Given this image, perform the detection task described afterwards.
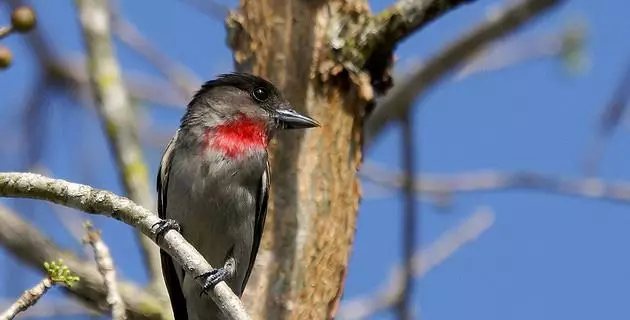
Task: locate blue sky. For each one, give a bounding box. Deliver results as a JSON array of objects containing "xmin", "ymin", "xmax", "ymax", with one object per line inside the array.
[{"xmin": 1, "ymin": 0, "xmax": 630, "ymax": 319}]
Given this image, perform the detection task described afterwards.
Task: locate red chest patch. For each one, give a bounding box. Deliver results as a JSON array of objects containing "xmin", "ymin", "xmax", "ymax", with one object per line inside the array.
[{"xmin": 204, "ymin": 115, "xmax": 268, "ymax": 158}]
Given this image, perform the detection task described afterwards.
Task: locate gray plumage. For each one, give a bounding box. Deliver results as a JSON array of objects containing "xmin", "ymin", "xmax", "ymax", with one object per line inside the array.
[{"xmin": 157, "ymin": 73, "xmax": 318, "ymax": 320}]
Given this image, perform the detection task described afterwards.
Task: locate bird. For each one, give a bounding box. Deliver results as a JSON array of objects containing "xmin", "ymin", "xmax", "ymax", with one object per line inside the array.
[{"xmin": 154, "ymin": 73, "xmax": 320, "ymax": 320}]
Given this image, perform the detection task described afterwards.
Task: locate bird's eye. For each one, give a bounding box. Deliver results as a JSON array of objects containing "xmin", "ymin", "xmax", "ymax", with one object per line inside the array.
[{"xmin": 252, "ymin": 87, "xmax": 270, "ymax": 102}]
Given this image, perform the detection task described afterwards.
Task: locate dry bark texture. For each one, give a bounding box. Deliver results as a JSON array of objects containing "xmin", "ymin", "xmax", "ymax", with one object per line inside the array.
[{"xmin": 227, "ymin": 0, "xmax": 368, "ymax": 319}]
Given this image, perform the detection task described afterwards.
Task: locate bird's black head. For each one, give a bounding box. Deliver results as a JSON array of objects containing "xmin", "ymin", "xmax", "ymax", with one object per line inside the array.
[{"xmin": 182, "ymin": 73, "xmax": 320, "ymax": 131}]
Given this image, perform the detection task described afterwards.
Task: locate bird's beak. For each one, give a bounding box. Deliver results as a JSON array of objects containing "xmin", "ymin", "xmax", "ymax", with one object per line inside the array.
[{"xmin": 274, "ymin": 108, "xmax": 320, "ymax": 129}]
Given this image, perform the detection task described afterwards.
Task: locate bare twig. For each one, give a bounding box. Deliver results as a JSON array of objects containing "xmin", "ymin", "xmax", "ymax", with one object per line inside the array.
[
  {"xmin": 0, "ymin": 26, "xmax": 12, "ymax": 40},
  {"xmin": 110, "ymin": 7, "xmax": 200, "ymax": 98},
  {"xmin": 0, "ymin": 299, "xmax": 95, "ymax": 318},
  {"xmin": 0, "ymin": 172, "xmax": 251, "ymax": 320},
  {"xmin": 583, "ymin": 56, "xmax": 630, "ymax": 176},
  {"xmin": 397, "ymin": 115, "xmax": 417, "ymax": 320},
  {"xmin": 83, "ymin": 222, "xmax": 127, "ymax": 320},
  {"xmin": 338, "ymin": 208, "xmax": 495, "ymax": 320},
  {"xmin": 0, "ymin": 260, "xmax": 79, "ymax": 320},
  {"xmin": 365, "ymin": 0, "xmax": 565, "ymax": 147},
  {"xmin": 0, "ymin": 277, "xmax": 54, "ymax": 320},
  {"xmin": 0, "ymin": 202, "xmax": 166, "ymax": 320},
  {"xmin": 360, "ymin": 161, "xmax": 630, "ymax": 205},
  {"xmin": 47, "ymin": 55, "xmax": 187, "ymax": 107},
  {"xmin": 74, "ymin": 0, "xmax": 164, "ymax": 295}
]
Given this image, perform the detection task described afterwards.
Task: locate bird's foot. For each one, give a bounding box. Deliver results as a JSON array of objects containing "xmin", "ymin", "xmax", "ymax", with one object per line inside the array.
[
  {"xmin": 197, "ymin": 257, "xmax": 236, "ymax": 296},
  {"xmin": 151, "ymin": 219, "xmax": 181, "ymax": 241}
]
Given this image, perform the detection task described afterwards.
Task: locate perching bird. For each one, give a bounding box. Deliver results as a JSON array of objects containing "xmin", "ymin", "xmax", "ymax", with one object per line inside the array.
[{"xmin": 155, "ymin": 73, "xmax": 319, "ymax": 320}]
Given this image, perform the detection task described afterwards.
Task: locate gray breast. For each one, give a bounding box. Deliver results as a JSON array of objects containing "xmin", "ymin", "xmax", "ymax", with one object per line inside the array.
[{"xmin": 165, "ymin": 145, "xmax": 266, "ymax": 301}]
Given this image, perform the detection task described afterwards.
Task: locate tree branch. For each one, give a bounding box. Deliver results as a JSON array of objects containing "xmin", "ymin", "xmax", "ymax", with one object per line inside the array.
[
  {"xmin": 397, "ymin": 115, "xmax": 417, "ymax": 319},
  {"xmin": 1, "ymin": 277, "xmax": 55, "ymax": 320},
  {"xmin": 583, "ymin": 55, "xmax": 630, "ymax": 176},
  {"xmin": 365, "ymin": 0, "xmax": 565, "ymax": 147},
  {"xmin": 360, "ymin": 161, "xmax": 630, "ymax": 205},
  {"xmin": 84, "ymin": 222, "xmax": 127, "ymax": 320},
  {"xmin": 0, "ymin": 298, "xmax": 95, "ymax": 318},
  {"xmin": 46, "ymin": 55, "xmax": 187, "ymax": 108},
  {"xmin": 0, "ymin": 25, "xmax": 12, "ymax": 40},
  {"xmin": 0, "ymin": 202, "xmax": 167, "ymax": 320},
  {"xmin": 359, "ymin": 0, "xmax": 474, "ymax": 58},
  {"xmin": 337, "ymin": 208, "xmax": 495, "ymax": 320},
  {"xmin": 0, "ymin": 172, "xmax": 251, "ymax": 320},
  {"xmin": 74, "ymin": 0, "xmax": 164, "ymax": 295},
  {"xmin": 110, "ymin": 6, "xmax": 200, "ymax": 98}
]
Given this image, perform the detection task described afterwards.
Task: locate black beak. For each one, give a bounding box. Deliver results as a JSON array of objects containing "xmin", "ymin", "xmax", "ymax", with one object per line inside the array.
[{"xmin": 274, "ymin": 108, "xmax": 320, "ymax": 129}]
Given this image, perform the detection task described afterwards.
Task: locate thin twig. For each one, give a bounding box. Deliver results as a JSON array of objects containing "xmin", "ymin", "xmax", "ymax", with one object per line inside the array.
[
  {"xmin": 0, "ymin": 25, "xmax": 12, "ymax": 40},
  {"xmin": 109, "ymin": 5, "xmax": 200, "ymax": 98},
  {"xmin": 0, "ymin": 299, "xmax": 95, "ymax": 318},
  {"xmin": 397, "ymin": 115, "xmax": 417, "ymax": 320},
  {"xmin": 74, "ymin": 0, "xmax": 164, "ymax": 295},
  {"xmin": 0, "ymin": 172, "xmax": 251, "ymax": 320},
  {"xmin": 583, "ymin": 56, "xmax": 630, "ymax": 176},
  {"xmin": 47, "ymin": 55, "xmax": 187, "ymax": 107},
  {"xmin": 0, "ymin": 202, "xmax": 166, "ymax": 320},
  {"xmin": 83, "ymin": 222, "xmax": 127, "ymax": 320},
  {"xmin": 0, "ymin": 260, "xmax": 79, "ymax": 320},
  {"xmin": 454, "ymin": 30, "xmax": 563, "ymax": 80},
  {"xmin": 360, "ymin": 161, "xmax": 630, "ymax": 205},
  {"xmin": 0, "ymin": 277, "xmax": 55, "ymax": 320},
  {"xmin": 365, "ymin": 0, "xmax": 565, "ymax": 147},
  {"xmin": 337, "ymin": 208, "xmax": 495, "ymax": 320}
]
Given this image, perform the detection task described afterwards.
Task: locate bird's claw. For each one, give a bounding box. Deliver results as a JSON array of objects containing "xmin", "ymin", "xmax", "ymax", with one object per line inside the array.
[
  {"xmin": 151, "ymin": 219, "xmax": 181, "ymax": 240},
  {"xmin": 196, "ymin": 267, "xmax": 233, "ymax": 296}
]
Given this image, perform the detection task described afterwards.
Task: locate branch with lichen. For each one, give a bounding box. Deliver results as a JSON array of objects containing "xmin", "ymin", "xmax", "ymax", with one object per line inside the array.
[
  {"xmin": 74, "ymin": 0, "xmax": 164, "ymax": 295},
  {"xmin": 83, "ymin": 222, "xmax": 127, "ymax": 320},
  {"xmin": 360, "ymin": 0, "xmax": 473, "ymax": 53},
  {"xmin": 0, "ymin": 260, "xmax": 79, "ymax": 320},
  {"xmin": 327, "ymin": 0, "xmax": 473, "ymax": 94},
  {"xmin": 357, "ymin": 0, "xmax": 473, "ymax": 63},
  {"xmin": 0, "ymin": 202, "xmax": 166, "ymax": 320},
  {"xmin": 0, "ymin": 172, "xmax": 251, "ymax": 320}
]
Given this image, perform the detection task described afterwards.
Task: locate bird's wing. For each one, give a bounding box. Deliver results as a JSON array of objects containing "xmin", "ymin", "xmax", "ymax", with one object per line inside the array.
[
  {"xmin": 157, "ymin": 130, "xmax": 189, "ymax": 320},
  {"xmin": 241, "ymin": 159, "xmax": 270, "ymax": 290}
]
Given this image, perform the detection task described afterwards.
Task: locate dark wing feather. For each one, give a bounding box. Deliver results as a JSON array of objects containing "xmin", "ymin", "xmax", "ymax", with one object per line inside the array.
[
  {"xmin": 157, "ymin": 131, "xmax": 189, "ymax": 320},
  {"xmin": 241, "ymin": 159, "xmax": 270, "ymax": 291}
]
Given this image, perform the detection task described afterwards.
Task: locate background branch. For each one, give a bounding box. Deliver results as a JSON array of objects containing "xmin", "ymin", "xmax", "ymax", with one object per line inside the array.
[
  {"xmin": 0, "ymin": 172, "xmax": 250, "ymax": 320},
  {"xmin": 109, "ymin": 4, "xmax": 200, "ymax": 98},
  {"xmin": 360, "ymin": 161, "xmax": 630, "ymax": 204},
  {"xmin": 0, "ymin": 202, "xmax": 167, "ymax": 320},
  {"xmin": 583, "ymin": 55, "xmax": 630, "ymax": 176},
  {"xmin": 359, "ymin": 0, "xmax": 474, "ymax": 58},
  {"xmin": 84, "ymin": 222, "xmax": 127, "ymax": 320},
  {"xmin": 74, "ymin": 0, "xmax": 164, "ymax": 296},
  {"xmin": 338, "ymin": 207, "xmax": 495, "ymax": 320},
  {"xmin": 365, "ymin": 0, "xmax": 565, "ymax": 147},
  {"xmin": 0, "ymin": 299, "xmax": 94, "ymax": 318},
  {"xmin": 397, "ymin": 115, "xmax": 417, "ymax": 319}
]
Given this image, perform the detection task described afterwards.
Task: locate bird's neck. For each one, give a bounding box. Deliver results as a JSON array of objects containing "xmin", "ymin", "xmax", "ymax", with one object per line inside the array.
[{"xmin": 203, "ymin": 115, "xmax": 269, "ymax": 158}]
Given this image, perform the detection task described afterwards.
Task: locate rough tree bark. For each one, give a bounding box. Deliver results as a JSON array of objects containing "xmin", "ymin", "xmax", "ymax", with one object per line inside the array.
[{"xmin": 227, "ymin": 1, "xmax": 369, "ymax": 319}]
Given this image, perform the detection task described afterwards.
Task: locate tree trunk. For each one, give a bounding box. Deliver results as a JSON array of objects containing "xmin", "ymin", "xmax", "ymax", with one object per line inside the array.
[{"xmin": 227, "ymin": 0, "xmax": 368, "ymax": 318}]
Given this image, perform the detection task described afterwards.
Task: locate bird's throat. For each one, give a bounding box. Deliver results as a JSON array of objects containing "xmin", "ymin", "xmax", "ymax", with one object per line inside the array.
[{"xmin": 204, "ymin": 116, "xmax": 268, "ymax": 158}]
